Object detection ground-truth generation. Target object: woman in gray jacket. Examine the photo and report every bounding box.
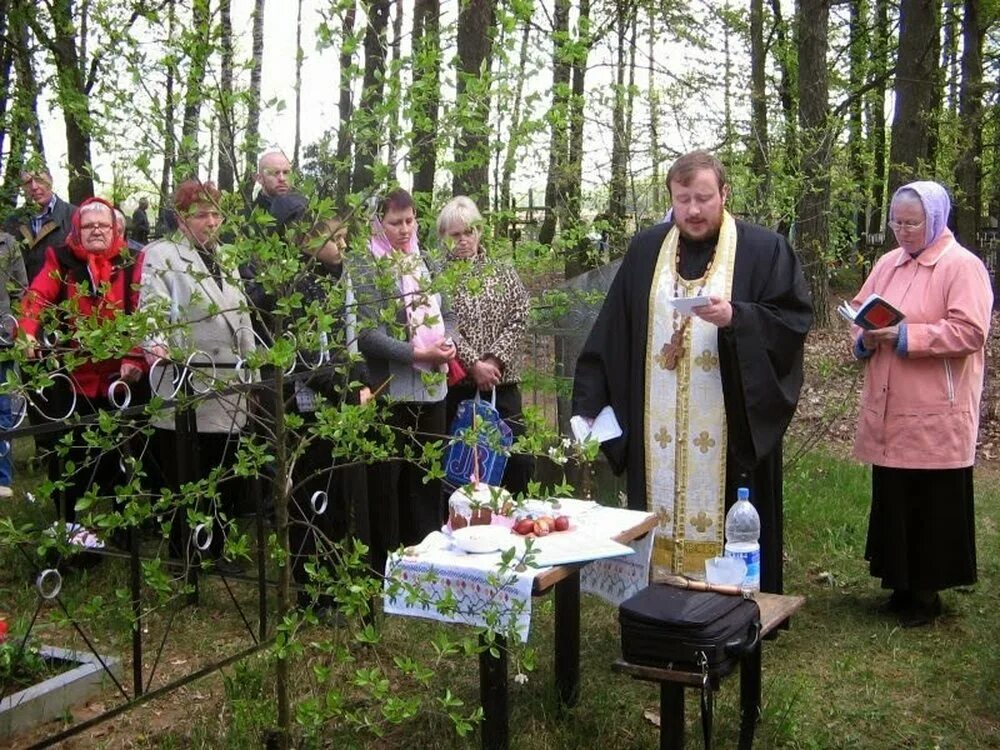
[353,188,456,575]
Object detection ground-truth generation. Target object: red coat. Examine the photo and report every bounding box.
[20,245,147,398]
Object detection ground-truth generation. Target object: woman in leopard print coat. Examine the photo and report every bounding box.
[437,196,534,496]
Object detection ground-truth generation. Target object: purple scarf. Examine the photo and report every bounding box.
[890,181,951,251]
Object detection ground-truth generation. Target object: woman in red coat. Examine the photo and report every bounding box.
[20,197,147,538]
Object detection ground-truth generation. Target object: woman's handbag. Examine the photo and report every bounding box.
[443,390,513,489]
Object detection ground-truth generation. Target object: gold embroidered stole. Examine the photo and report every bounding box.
[644,212,737,579]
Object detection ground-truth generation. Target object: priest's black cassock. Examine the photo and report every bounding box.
[572,220,813,593]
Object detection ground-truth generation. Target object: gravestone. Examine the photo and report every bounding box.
[534,259,626,504]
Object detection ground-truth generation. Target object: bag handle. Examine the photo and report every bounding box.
[472,388,498,410]
[697,652,714,750]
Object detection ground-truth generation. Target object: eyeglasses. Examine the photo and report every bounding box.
[887,219,925,232]
[185,210,222,221]
[80,222,113,232]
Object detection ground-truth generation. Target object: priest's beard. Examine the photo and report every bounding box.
[675,207,725,245]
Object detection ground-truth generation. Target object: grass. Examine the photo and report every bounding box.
[3,447,1000,748]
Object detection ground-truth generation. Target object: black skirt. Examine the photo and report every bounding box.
[866,465,977,592]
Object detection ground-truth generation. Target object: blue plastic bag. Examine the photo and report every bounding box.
[443,390,513,490]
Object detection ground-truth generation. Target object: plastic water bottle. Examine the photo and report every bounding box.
[724,487,761,591]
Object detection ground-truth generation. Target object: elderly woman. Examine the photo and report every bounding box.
[140,180,256,566]
[436,196,533,496]
[851,181,993,626]
[354,188,457,574]
[20,197,146,533]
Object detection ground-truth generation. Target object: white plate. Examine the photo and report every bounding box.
[668,296,712,316]
[450,525,514,554]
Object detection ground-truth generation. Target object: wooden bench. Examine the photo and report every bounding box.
[613,592,805,749]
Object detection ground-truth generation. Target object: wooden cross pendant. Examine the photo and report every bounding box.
[659,329,683,371]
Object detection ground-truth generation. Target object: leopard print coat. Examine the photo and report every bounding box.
[449,253,530,385]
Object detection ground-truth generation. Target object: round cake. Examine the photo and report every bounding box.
[448,483,514,530]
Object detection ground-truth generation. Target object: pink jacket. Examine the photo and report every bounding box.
[852,228,993,469]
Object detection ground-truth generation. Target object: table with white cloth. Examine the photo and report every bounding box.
[383,499,658,750]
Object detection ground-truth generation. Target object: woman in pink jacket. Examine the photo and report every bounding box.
[852,181,993,626]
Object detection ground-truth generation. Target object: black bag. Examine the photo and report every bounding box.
[619,584,761,679]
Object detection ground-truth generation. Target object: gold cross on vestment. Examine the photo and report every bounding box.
[654,426,672,449]
[695,349,719,372]
[693,431,716,454]
[689,511,714,533]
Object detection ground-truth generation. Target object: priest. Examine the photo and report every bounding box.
[572,151,813,593]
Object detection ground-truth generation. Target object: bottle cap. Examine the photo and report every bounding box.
[737,487,749,501]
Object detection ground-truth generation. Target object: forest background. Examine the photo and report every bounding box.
[3,0,999,323]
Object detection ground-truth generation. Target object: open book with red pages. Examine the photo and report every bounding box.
[837,294,905,330]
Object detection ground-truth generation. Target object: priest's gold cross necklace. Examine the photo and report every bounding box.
[657,245,717,371]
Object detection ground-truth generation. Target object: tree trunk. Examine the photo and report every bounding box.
[847,0,868,249]
[385,0,404,177]
[647,6,662,217]
[351,0,390,194]
[537,0,570,247]
[925,3,944,170]
[624,9,638,226]
[410,0,439,201]
[2,0,44,205]
[943,1,960,110]
[0,0,12,165]
[217,0,235,191]
[243,0,266,204]
[562,0,592,276]
[721,6,734,158]
[888,0,940,190]
[769,0,797,161]
[499,18,530,238]
[565,0,590,231]
[292,0,304,168]
[335,0,357,202]
[159,0,177,211]
[25,0,94,202]
[607,0,629,228]
[866,0,888,234]
[178,0,211,182]
[954,0,985,251]
[452,0,495,207]
[795,0,832,325]
[748,0,769,221]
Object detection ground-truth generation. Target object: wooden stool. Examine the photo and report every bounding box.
[614,592,805,749]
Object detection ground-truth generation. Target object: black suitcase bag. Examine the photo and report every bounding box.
[619,583,761,680]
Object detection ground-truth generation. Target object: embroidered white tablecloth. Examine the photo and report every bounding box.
[383,500,655,642]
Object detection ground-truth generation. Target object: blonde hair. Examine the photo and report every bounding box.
[436,196,483,238]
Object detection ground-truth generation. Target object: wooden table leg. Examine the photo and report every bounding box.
[660,682,685,750]
[554,570,581,708]
[480,632,508,750]
[738,644,762,750]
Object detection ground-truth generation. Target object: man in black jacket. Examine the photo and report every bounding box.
[252,151,293,214]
